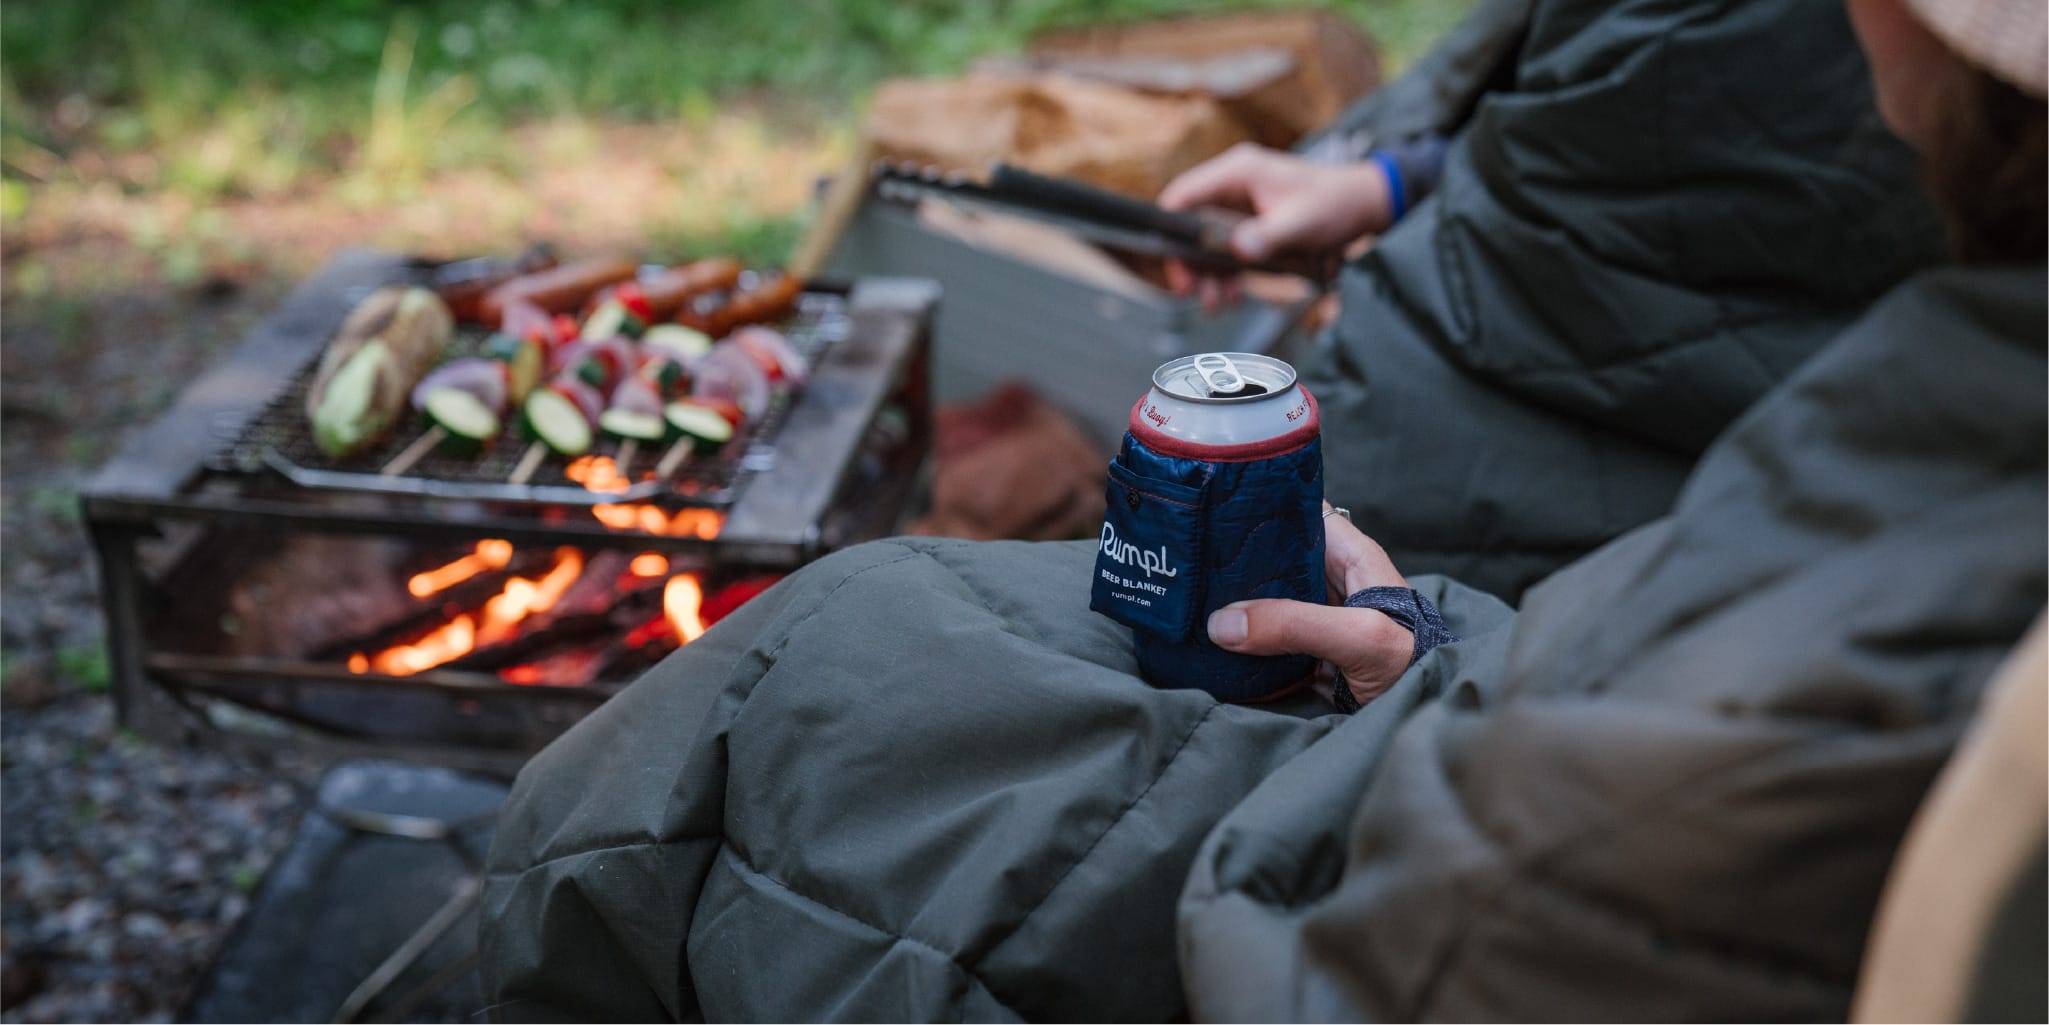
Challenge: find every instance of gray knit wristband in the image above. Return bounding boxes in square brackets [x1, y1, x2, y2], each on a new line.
[1331, 587, 1458, 713]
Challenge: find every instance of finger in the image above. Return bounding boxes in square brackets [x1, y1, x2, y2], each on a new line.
[1206, 598, 1392, 664]
[1198, 276, 1223, 313]
[1165, 259, 1193, 296]
[1158, 144, 1265, 212]
[1321, 511, 1406, 593]
[1230, 195, 1334, 262]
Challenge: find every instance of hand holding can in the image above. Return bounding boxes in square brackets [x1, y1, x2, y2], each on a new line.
[1089, 353, 1326, 702]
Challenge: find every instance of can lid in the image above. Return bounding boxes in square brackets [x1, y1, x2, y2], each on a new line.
[1153, 352, 1297, 403]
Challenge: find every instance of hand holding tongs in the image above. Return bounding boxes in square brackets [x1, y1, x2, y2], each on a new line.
[871, 161, 1338, 282]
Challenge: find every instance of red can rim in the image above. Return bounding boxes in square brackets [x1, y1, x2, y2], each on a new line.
[1126, 388, 1319, 462]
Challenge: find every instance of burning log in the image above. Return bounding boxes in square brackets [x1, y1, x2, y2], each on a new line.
[308, 544, 552, 662]
[337, 540, 721, 686]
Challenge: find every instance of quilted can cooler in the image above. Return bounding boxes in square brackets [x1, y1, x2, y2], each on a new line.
[1090, 353, 1325, 702]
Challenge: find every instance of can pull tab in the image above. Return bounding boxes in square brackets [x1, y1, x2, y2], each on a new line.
[1194, 354, 1247, 397]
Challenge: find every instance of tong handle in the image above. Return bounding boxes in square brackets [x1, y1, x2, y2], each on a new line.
[989, 163, 1333, 280]
[986, 162, 1207, 244]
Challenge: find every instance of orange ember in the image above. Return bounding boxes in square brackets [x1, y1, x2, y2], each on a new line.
[564, 453, 723, 538]
[564, 455, 630, 493]
[592, 504, 723, 538]
[629, 552, 670, 577]
[406, 539, 513, 597]
[352, 546, 584, 676]
[664, 574, 707, 644]
[363, 615, 476, 677]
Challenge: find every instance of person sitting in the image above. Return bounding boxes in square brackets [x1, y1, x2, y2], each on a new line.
[1163, 0, 1942, 600]
[478, 0, 2044, 1019]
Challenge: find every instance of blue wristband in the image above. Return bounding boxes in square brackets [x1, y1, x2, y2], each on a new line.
[1330, 587, 1457, 713]
[1368, 150, 1408, 222]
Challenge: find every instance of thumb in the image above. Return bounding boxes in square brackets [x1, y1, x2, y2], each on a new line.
[1206, 599, 1386, 664]
[1231, 196, 1331, 262]
[1230, 219, 1274, 261]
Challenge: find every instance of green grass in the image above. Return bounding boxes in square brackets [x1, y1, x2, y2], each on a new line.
[54, 642, 110, 693]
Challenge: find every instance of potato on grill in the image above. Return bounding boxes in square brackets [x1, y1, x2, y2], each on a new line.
[305, 286, 454, 458]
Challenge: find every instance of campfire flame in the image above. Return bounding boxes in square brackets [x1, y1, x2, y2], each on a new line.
[407, 539, 513, 597]
[664, 575, 707, 644]
[352, 547, 583, 676]
[366, 615, 476, 677]
[477, 548, 584, 646]
[350, 451, 731, 683]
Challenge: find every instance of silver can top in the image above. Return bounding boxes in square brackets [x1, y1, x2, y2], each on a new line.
[1136, 353, 1315, 454]
[1152, 352, 1298, 403]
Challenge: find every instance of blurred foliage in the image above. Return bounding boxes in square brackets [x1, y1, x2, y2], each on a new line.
[5, 0, 1469, 119]
[2, 0, 1468, 193]
[1, 0, 1470, 275]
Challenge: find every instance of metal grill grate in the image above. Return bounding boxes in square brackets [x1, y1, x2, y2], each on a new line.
[207, 291, 854, 507]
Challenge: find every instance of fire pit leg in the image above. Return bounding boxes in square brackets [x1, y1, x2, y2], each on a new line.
[89, 521, 197, 743]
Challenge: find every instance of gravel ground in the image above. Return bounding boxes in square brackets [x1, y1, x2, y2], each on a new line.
[1, 271, 334, 1021]
[0, 700, 323, 1022]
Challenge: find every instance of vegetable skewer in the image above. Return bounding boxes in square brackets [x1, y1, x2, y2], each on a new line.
[381, 426, 448, 477]
[654, 437, 694, 480]
[508, 442, 549, 486]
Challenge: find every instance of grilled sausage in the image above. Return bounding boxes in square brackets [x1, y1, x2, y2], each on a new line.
[477, 258, 637, 328]
[678, 273, 804, 337]
[633, 258, 744, 320]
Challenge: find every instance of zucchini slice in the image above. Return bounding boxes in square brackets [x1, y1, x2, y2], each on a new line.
[664, 400, 736, 451]
[485, 333, 544, 402]
[599, 407, 667, 442]
[582, 299, 645, 341]
[423, 387, 501, 446]
[523, 388, 593, 456]
[311, 341, 391, 458]
[642, 324, 713, 363]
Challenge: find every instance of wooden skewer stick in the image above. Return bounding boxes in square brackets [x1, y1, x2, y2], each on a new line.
[654, 438, 693, 480]
[508, 442, 548, 486]
[615, 438, 639, 470]
[381, 426, 446, 477]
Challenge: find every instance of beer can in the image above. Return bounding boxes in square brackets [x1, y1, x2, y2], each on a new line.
[1090, 353, 1325, 702]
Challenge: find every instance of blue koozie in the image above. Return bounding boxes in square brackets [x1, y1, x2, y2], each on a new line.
[1090, 353, 1324, 702]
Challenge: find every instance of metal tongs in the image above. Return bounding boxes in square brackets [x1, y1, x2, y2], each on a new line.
[871, 160, 1337, 282]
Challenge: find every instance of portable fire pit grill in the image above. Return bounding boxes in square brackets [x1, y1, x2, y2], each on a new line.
[83, 249, 936, 770]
